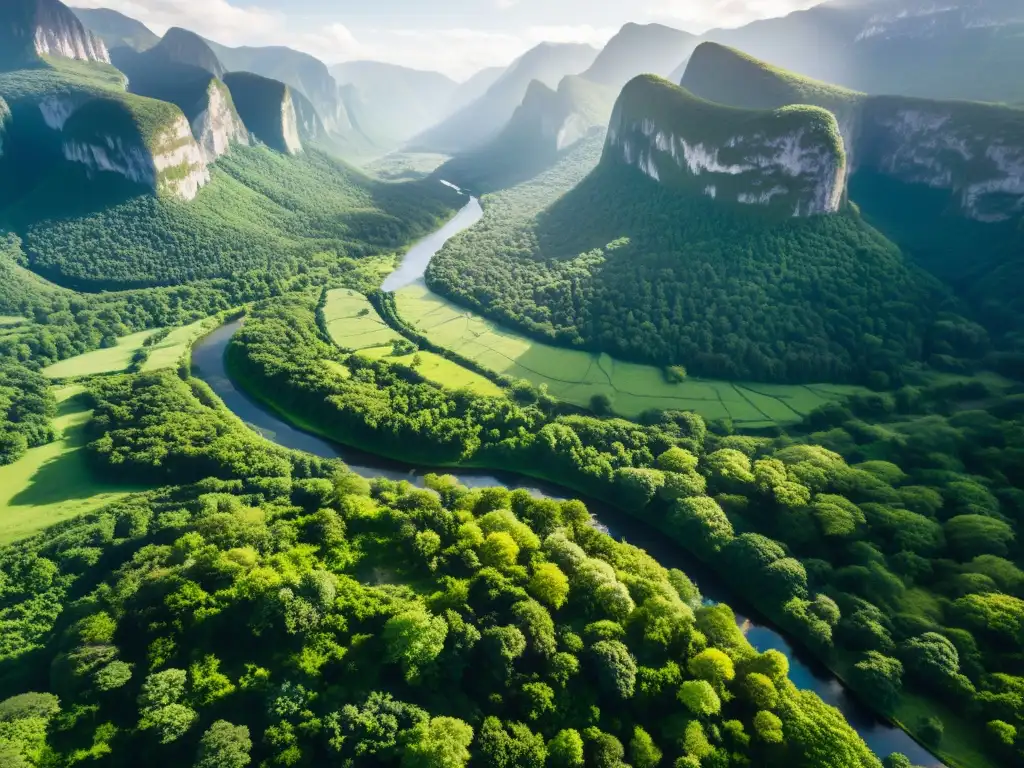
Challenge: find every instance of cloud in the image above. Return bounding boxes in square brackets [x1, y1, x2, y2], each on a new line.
[646, 0, 821, 31]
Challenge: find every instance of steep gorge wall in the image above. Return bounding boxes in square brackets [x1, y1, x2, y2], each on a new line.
[223, 71, 302, 155]
[605, 76, 846, 217]
[190, 79, 248, 163]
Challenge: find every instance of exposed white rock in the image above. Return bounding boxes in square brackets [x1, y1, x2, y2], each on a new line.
[191, 81, 248, 163]
[39, 96, 79, 130]
[704, 185, 716, 199]
[555, 113, 590, 152]
[31, 3, 110, 64]
[63, 114, 209, 201]
[738, 186, 787, 205]
[282, 93, 303, 155]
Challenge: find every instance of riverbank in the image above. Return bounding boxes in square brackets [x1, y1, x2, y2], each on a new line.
[195, 315, 947, 768]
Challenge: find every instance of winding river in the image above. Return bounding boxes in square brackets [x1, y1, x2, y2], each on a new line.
[191, 192, 942, 767]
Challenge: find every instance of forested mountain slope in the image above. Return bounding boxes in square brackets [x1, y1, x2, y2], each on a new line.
[426, 95, 950, 385]
[682, 41, 1024, 350]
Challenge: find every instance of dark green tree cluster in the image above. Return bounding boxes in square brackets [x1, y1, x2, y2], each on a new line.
[426, 162, 955, 384]
[0, 360, 55, 465]
[0, 383, 884, 766]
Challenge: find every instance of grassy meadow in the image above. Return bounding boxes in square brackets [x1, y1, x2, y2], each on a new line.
[396, 284, 863, 425]
[141, 316, 221, 372]
[357, 345, 503, 397]
[323, 289, 402, 350]
[0, 386, 150, 545]
[42, 328, 162, 379]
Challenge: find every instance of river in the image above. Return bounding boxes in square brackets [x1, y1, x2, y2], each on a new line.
[191, 190, 942, 767]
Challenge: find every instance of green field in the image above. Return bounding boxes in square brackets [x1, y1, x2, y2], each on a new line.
[358, 345, 504, 397]
[396, 284, 863, 425]
[0, 386, 151, 545]
[43, 329, 162, 380]
[0, 315, 24, 326]
[323, 289, 402, 350]
[141, 316, 221, 372]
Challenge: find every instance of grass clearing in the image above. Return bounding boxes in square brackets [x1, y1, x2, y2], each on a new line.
[323, 289, 402, 350]
[0, 315, 24, 326]
[43, 329, 162, 380]
[357, 346, 503, 397]
[893, 691, 998, 768]
[0, 386, 151, 546]
[141, 316, 221, 372]
[396, 284, 864, 425]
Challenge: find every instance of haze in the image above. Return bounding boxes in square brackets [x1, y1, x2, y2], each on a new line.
[71, 0, 822, 78]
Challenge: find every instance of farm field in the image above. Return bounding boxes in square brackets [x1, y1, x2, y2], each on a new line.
[357, 345, 503, 397]
[141, 316, 221, 372]
[0, 386, 151, 545]
[323, 289, 402, 350]
[42, 328, 162, 380]
[396, 284, 864, 425]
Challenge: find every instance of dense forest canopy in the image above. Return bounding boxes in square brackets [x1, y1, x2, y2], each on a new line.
[427, 161, 956, 385]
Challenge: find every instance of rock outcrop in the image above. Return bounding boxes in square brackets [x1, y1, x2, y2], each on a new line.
[2, 0, 110, 65]
[61, 100, 209, 200]
[682, 42, 1024, 222]
[223, 71, 301, 155]
[191, 79, 248, 163]
[0, 98, 11, 158]
[605, 76, 846, 217]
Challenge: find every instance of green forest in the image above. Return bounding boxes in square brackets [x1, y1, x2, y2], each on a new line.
[427, 161, 963, 385]
[227, 295, 1024, 766]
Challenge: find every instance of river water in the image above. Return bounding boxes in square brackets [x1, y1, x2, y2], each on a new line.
[191, 190, 941, 767]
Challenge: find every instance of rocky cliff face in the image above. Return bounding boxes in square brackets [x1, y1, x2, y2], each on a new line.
[681, 42, 1024, 222]
[858, 98, 1024, 222]
[191, 79, 248, 163]
[0, 98, 10, 158]
[62, 106, 209, 201]
[10, 0, 111, 64]
[223, 71, 303, 155]
[606, 76, 846, 217]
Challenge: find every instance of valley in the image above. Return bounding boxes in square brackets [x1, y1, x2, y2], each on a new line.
[0, 1, 1021, 768]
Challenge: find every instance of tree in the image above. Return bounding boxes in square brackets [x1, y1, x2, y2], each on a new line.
[143, 703, 198, 744]
[547, 729, 584, 767]
[476, 717, 546, 768]
[384, 608, 449, 681]
[591, 640, 637, 699]
[951, 593, 1024, 649]
[918, 716, 944, 748]
[898, 633, 960, 686]
[480, 532, 520, 569]
[688, 648, 735, 692]
[528, 562, 569, 609]
[657, 447, 698, 473]
[95, 661, 133, 692]
[195, 721, 252, 768]
[628, 726, 663, 768]
[741, 673, 779, 710]
[944, 515, 1015, 560]
[753, 711, 784, 744]
[512, 600, 557, 657]
[583, 728, 626, 768]
[677, 680, 721, 717]
[850, 652, 903, 714]
[402, 717, 473, 768]
[670, 496, 734, 556]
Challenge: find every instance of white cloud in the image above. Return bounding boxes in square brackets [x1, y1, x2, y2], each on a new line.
[646, 0, 821, 31]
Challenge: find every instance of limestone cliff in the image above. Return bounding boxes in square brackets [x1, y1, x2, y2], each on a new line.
[0, 98, 10, 158]
[190, 79, 248, 163]
[605, 76, 846, 217]
[1, 0, 110, 66]
[682, 42, 1024, 222]
[223, 71, 302, 155]
[61, 99, 209, 200]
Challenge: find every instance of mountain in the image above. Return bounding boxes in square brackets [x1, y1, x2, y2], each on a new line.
[71, 7, 159, 52]
[682, 42, 1024, 223]
[145, 27, 226, 79]
[331, 61, 457, 146]
[1, 0, 109, 68]
[425, 78, 940, 384]
[581, 22, 700, 91]
[204, 39, 350, 134]
[222, 71, 302, 155]
[438, 75, 615, 192]
[411, 42, 599, 153]
[706, 0, 1024, 103]
[447, 65, 505, 114]
[607, 75, 846, 217]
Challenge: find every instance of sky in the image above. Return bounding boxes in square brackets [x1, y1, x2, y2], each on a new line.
[73, 0, 824, 79]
